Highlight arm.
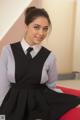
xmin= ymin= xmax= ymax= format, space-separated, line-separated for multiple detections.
xmin=46 ymin=52 xmax=63 ymax=93
xmin=0 ymin=46 xmax=10 ymax=106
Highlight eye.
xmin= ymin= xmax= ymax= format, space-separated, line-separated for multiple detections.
xmin=33 ymin=25 xmax=40 ymax=30
xmin=43 ymin=27 xmax=48 ymax=32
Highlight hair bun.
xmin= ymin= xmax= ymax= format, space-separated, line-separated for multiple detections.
xmin=25 ymin=6 xmax=36 ymax=14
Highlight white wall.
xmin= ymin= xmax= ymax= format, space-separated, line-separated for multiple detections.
xmin=73 ymin=0 xmax=80 ymax=72
xmin=42 ymin=0 xmax=76 ymax=73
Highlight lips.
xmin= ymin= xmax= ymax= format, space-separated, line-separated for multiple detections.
xmin=35 ymin=35 xmax=44 ymax=40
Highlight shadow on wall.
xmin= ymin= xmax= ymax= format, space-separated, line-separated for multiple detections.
xmin=58 ymin=72 xmax=80 ymax=80
xmin=0 ymin=12 xmax=25 ymax=54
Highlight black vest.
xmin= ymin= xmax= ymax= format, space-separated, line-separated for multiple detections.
xmin=10 ymin=42 xmax=50 ymax=88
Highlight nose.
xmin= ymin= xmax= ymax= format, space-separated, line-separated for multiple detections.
xmin=39 ymin=28 xmax=44 ymax=35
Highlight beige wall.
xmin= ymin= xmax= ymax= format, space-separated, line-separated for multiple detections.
xmin=42 ymin=0 xmax=76 ymax=73
xmin=73 ymin=0 xmax=80 ymax=72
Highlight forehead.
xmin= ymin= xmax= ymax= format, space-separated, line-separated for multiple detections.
xmin=30 ymin=17 xmax=49 ymax=26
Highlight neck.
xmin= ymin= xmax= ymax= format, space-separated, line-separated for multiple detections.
xmin=24 ymin=36 xmax=34 ymax=46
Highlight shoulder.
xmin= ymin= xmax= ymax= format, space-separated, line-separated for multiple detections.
xmin=45 ymin=52 xmax=56 ymax=67
xmin=10 ymin=42 xmax=21 ymax=53
xmin=42 ymin=46 xmax=56 ymax=61
xmin=0 ymin=45 xmax=12 ymax=64
xmin=48 ymin=52 xmax=56 ymax=61
xmin=10 ymin=41 xmax=20 ymax=46
xmin=0 ymin=43 xmax=16 ymax=60
xmin=1 ymin=41 xmax=20 ymax=53
xmin=42 ymin=46 xmax=51 ymax=53
xmin=1 ymin=44 xmax=11 ymax=55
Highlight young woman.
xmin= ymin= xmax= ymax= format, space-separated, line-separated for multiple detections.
xmin=0 ymin=6 xmax=80 ymax=120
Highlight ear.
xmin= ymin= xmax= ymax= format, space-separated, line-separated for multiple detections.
xmin=24 ymin=23 xmax=28 ymax=32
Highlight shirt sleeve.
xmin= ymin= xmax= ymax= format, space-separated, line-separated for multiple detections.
xmin=46 ymin=52 xmax=63 ymax=93
xmin=0 ymin=46 xmax=10 ymax=106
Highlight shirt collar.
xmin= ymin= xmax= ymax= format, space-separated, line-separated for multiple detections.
xmin=21 ymin=38 xmax=41 ymax=53
xmin=21 ymin=38 xmax=29 ymax=52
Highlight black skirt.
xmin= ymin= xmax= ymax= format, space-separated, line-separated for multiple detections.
xmin=0 ymin=84 xmax=80 ymax=120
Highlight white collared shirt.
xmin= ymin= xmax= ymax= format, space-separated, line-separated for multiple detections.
xmin=21 ymin=38 xmax=41 ymax=58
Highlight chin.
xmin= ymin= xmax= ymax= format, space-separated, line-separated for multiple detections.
xmin=34 ymin=40 xmax=41 ymax=44
xmin=36 ymin=41 xmax=42 ymax=44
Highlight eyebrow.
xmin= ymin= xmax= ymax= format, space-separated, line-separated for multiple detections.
xmin=33 ymin=24 xmax=49 ymax=28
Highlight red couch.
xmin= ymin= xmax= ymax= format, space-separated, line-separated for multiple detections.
xmin=56 ymin=85 xmax=80 ymax=120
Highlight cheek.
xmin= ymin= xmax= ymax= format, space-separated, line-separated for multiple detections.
xmin=44 ymin=33 xmax=48 ymax=38
xmin=29 ymin=29 xmax=35 ymax=35
xmin=27 ymin=29 xmax=34 ymax=36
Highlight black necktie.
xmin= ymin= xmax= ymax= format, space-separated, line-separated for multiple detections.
xmin=26 ymin=47 xmax=33 ymax=60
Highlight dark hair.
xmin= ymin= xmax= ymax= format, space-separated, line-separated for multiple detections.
xmin=24 ymin=6 xmax=51 ymax=26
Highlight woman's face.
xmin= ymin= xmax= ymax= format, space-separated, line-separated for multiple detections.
xmin=25 ymin=17 xmax=49 ymax=45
